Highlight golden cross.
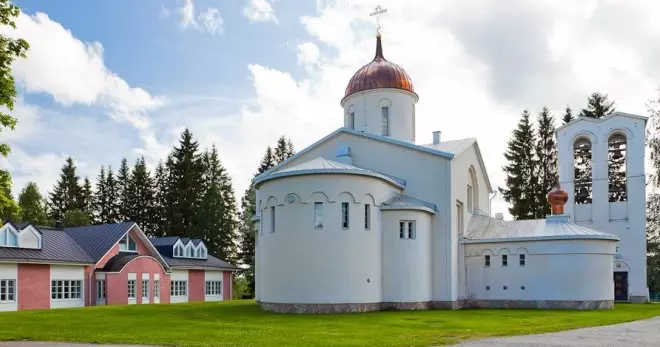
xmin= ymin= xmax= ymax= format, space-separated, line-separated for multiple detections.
xmin=369 ymin=5 xmax=388 ymax=36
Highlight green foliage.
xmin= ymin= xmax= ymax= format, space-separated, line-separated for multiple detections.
xmin=0 ymin=302 xmax=658 ymax=346
xmin=127 ymin=157 xmax=158 ymax=234
xmin=152 ymin=161 xmax=168 ymax=236
xmin=646 ymin=95 xmax=660 ymax=297
xmin=232 ymin=276 xmax=249 ymax=299
xmin=534 ymin=107 xmax=557 ymax=218
xmin=116 ymin=158 xmax=131 ymax=222
xmin=579 ymin=92 xmax=615 ymax=119
xmin=63 ymin=209 xmax=91 ymax=227
xmin=48 ymin=157 xmax=83 ymax=221
xmin=500 ymin=110 xmax=538 ymax=219
xmin=18 ymin=182 xmax=46 ymax=225
xmin=562 ymin=106 xmax=573 ymax=125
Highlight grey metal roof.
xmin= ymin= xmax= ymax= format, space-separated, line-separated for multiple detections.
xmin=100 ymin=253 xmax=139 ymax=272
xmin=254 ymin=157 xmax=406 ymax=189
xmin=150 ymin=236 xmax=179 ymax=247
xmin=0 ymin=228 xmax=94 ymax=264
xmin=464 ymin=215 xmax=619 ymax=243
xmin=422 ymin=138 xmax=476 ymax=155
xmin=63 ymin=222 xmax=135 ymax=262
xmin=381 ymin=194 xmax=437 ymax=214
xmin=161 ymin=254 xmax=239 ymax=270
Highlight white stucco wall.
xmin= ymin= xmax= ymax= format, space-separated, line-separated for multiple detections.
xmin=382 ymin=210 xmax=432 ymax=303
xmin=50 ymin=265 xmax=85 ymax=309
xmin=205 ymin=270 xmax=223 ymax=302
xmin=341 ymin=89 xmax=418 ymax=143
xmin=0 ymin=263 xmax=17 ymax=312
xmin=465 ymin=239 xmax=616 ymax=301
xmin=257 ymin=173 xmax=397 ymax=304
xmin=260 ymin=131 xmax=453 ymax=303
xmin=556 ymin=113 xmax=648 ymax=300
xmin=170 ymin=270 xmax=189 ymax=303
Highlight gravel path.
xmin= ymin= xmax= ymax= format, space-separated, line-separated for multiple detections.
xmin=453 ymin=316 xmax=660 ymax=346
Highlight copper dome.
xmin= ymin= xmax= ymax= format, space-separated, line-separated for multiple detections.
xmin=343 ymin=35 xmax=416 ymax=100
xmin=547 ymin=179 xmax=569 ymax=215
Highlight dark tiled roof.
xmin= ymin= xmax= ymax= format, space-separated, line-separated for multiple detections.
xmin=0 ymin=228 xmax=93 ymax=264
xmin=63 ymin=222 xmax=135 ymax=262
xmin=100 ymin=253 xmax=139 ymax=272
xmin=150 ymin=236 xmax=179 ymax=247
xmin=161 ymin=254 xmax=238 ymax=270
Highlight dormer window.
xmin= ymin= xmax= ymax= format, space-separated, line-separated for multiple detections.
xmin=174 ymin=244 xmax=183 ymax=257
xmin=119 ymin=234 xmax=137 ymax=252
xmin=173 ymin=240 xmax=208 ymax=259
xmin=0 ymin=227 xmax=18 ymax=247
xmin=185 ymin=245 xmax=192 ymax=257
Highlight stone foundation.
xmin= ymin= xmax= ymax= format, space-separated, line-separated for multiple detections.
xmin=629 ymin=296 xmax=649 ymax=304
xmin=259 ymin=299 xmax=613 ymax=313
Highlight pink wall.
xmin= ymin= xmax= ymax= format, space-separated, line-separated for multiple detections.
xmin=105 ymin=256 xmax=169 ymax=305
xmin=188 ymin=270 xmax=205 ymax=302
xmin=17 ymin=264 xmax=51 ymax=310
xmin=223 ymin=271 xmax=233 ymax=300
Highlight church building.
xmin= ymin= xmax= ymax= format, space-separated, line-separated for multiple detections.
xmin=251 ymin=33 xmax=649 ymax=313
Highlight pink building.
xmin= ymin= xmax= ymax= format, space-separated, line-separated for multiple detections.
xmin=0 ymin=221 xmax=237 ymax=311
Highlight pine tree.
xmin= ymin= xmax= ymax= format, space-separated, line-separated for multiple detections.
xmin=105 ymin=166 xmax=120 ymax=223
xmin=129 ymin=157 xmax=157 ymax=234
xmin=579 ymin=92 xmax=615 ymax=119
xmin=165 ymin=129 xmax=204 ymax=237
xmin=534 ymin=107 xmax=557 ymax=218
xmin=93 ymin=166 xmax=110 ymax=224
xmin=499 ymin=110 xmax=537 ymax=220
xmin=81 ymin=177 xmax=93 ymax=221
xmin=48 ymin=157 xmax=83 ymax=221
xmin=152 ymin=160 xmax=168 ymax=236
xmin=647 ymin=194 xmax=660 ymax=297
xmin=116 ymin=158 xmax=132 ymax=222
xmin=562 ymin=106 xmax=574 ymax=125
xmin=274 ymin=136 xmax=295 ymax=163
xmin=259 ymin=147 xmax=275 ymax=172
xmin=197 ymin=145 xmax=239 ymax=262
xmin=18 ymin=182 xmax=46 ymax=225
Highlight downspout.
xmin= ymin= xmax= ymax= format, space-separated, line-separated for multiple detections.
xmin=488 ymin=191 xmax=498 ymax=217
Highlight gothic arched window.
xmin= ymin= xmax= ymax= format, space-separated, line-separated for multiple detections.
xmin=574 ymin=138 xmax=593 ymax=204
xmin=608 ymin=133 xmax=627 ymax=202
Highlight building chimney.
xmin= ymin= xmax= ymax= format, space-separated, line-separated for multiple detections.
xmin=335 ymin=145 xmax=352 ymax=165
xmin=432 ymin=131 xmax=441 ymax=144
xmin=495 ymin=213 xmax=504 ymax=220
xmin=55 ymin=220 xmax=63 ymax=230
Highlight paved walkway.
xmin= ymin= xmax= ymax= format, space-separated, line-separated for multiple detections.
xmin=453 ymin=316 xmax=660 ymax=346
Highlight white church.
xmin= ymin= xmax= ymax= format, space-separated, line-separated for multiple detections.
xmin=251 ymin=33 xmax=649 ymax=313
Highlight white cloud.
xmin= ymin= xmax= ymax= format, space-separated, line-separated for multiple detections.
xmin=177 ymin=0 xmax=223 ymax=35
xmin=243 ymin=0 xmax=279 ymax=24
xmin=296 ymin=42 xmax=320 ymax=69
xmin=158 ymin=3 xmax=171 ymax=20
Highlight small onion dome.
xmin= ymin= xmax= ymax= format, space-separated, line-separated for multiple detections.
xmin=343 ymin=34 xmax=416 ymax=100
xmin=547 ymin=179 xmax=569 ymax=215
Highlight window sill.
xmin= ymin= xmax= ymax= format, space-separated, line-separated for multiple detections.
xmin=51 ymin=298 xmax=82 ymax=301
xmin=0 ymin=300 xmax=16 ymax=303
xmin=119 ymin=250 xmax=138 ymax=253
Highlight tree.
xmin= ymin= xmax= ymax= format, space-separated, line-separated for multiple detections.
xmin=534 ymin=107 xmax=557 ymax=218
xmin=0 ymin=0 xmax=29 ymax=221
xmin=63 ymin=209 xmax=91 ymax=227
xmin=105 ymin=166 xmax=120 ymax=223
xmin=562 ymin=106 xmax=573 ymax=125
xmin=128 ymin=157 xmax=157 ymax=234
xmin=165 ymin=129 xmax=204 ymax=237
xmin=116 ymin=158 xmax=132 ymax=222
xmin=579 ymin=92 xmax=615 ymax=119
xmin=197 ymin=145 xmax=239 ymax=263
xmin=93 ymin=166 xmax=112 ymax=224
xmin=274 ymin=135 xmax=295 ymax=163
xmin=152 ymin=160 xmax=168 ymax=236
xmin=18 ymin=182 xmax=46 ymax=225
xmin=48 ymin=157 xmax=83 ymax=221
xmin=647 ymin=194 xmax=660 ymax=297
xmin=81 ymin=177 xmax=93 ymax=221
xmin=499 ymin=110 xmax=537 ymax=220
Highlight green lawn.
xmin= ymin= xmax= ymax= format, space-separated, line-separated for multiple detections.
xmin=0 ymin=301 xmax=659 ymax=346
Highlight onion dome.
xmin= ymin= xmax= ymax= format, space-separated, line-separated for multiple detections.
xmin=547 ymin=179 xmax=569 ymax=215
xmin=343 ymin=34 xmax=416 ymax=100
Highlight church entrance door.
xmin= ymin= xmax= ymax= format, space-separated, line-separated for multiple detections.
xmin=614 ymin=271 xmax=628 ymax=301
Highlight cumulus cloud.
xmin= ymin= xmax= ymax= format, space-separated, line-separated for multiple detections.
xmin=243 ymin=0 xmax=278 ymax=24
xmin=177 ymin=0 xmax=224 ymax=35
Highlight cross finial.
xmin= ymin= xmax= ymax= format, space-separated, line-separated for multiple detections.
xmin=369 ymin=5 xmax=388 ymax=37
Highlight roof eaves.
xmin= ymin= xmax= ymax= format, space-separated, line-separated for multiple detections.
xmin=253 ymin=168 xmax=406 ymax=189
xmin=461 ymin=234 xmax=620 ymax=244
xmin=555 ymin=111 xmax=649 ymax=133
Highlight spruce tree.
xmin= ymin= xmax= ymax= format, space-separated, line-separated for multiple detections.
xmin=562 ymin=106 xmax=574 ymax=125
xmin=579 ymin=92 xmax=615 ymax=119
xmin=48 ymin=157 xmax=83 ymax=221
xmin=152 ymin=160 xmax=168 ymax=236
xmin=165 ymin=129 xmax=204 ymax=237
xmin=18 ymin=182 xmax=47 ymax=225
xmin=129 ymin=157 xmax=157 ymax=234
xmin=274 ymin=136 xmax=295 ymax=163
xmin=499 ymin=110 xmax=537 ymax=220
xmin=197 ymin=145 xmax=239 ymax=262
xmin=647 ymin=194 xmax=660 ymax=296
xmin=534 ymin=107 xmax=557 ymax=218
xmin=81 ymin=177 xmax=93 ymax=221
xmin=105 ymin=166 xmax=120 ymax=223
xmin=116 ymin=158 xmax=132 ymax=222
xmin=93 ymin=166 xmax=110 ymax=224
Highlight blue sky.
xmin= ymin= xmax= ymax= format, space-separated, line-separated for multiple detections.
xmin=4 ymin=0 xmax=660 ymax=219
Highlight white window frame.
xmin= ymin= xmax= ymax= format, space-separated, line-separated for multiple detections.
xmin=341 ymin=202 xmax=349 ymax=229
xmin=519 ymin=254 xmax=526 ymax=267
xmin=127 ymin=280 xmax=136 ymax=299
xmin=0 ymin=279 xmax=15 ymax=302
xmin=484 ymin=255 xmax=491 ymax=267
xmin=381 ymin=106 xmax=390 ymax=136
xmin=119 ymin=234 xmax=137 ymax=252
xmin=314 ymin=202 xmax=323 ymax=229
xmin=51 ymin=280 xmax=82 ymax=300
xmin=205 ymin=280 xmax=223 ymax=296
xmin=467 ymin=185 xmax=473 ymax=213
xmin=0 ymin=226 xmax=19 ymax=247
xmin=142 ymin=279 xmax=149 ymax=299
xmin=154 ymin=280 xmax=160 ymax=298
xmin=348 ymin=111 xmax=355 ymax=129
xmin=364 ymin=204 xmax=370 ymax=230
xmin=502 ymin=254 xmax=508 ymax=267
xmin=170 ymin=280 xmax=188 ymax=297
xmin=399 ymin=221 xmax=416 ymax=240
xmin=96 ymin=279 xmax=106 ymax=300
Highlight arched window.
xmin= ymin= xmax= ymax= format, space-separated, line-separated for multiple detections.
xmin=468 ymin=167 xmax=479 ymax=214
xmin=608 ymin=134 xmax=627 ymax=202
xmin=347 ymin=106 xmax=355 ymax=129
xmin=574 ymin=138 xmax=593 ymax=204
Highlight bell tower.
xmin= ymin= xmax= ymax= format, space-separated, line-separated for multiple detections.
xmin=556 ymin=112 xmax=649 ymax=303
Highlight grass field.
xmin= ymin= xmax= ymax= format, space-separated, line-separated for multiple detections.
xmin=0 ymin=301 xmax=659 ymax=346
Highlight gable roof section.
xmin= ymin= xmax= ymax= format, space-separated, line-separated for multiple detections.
xmin=63 ymin=222 xmax=136 ymax=262
xmin=422 ymin=138 xmax=493 ymax=193
xmin=555 ymin=111 xmax=648 ymax=133
xmin=0 ymin=227 xmax=93 ymax=264
xmin=254 ymin=127 xmax=455 ymax=183
xmin=254 ymin=157 xmax=406 ymax=189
